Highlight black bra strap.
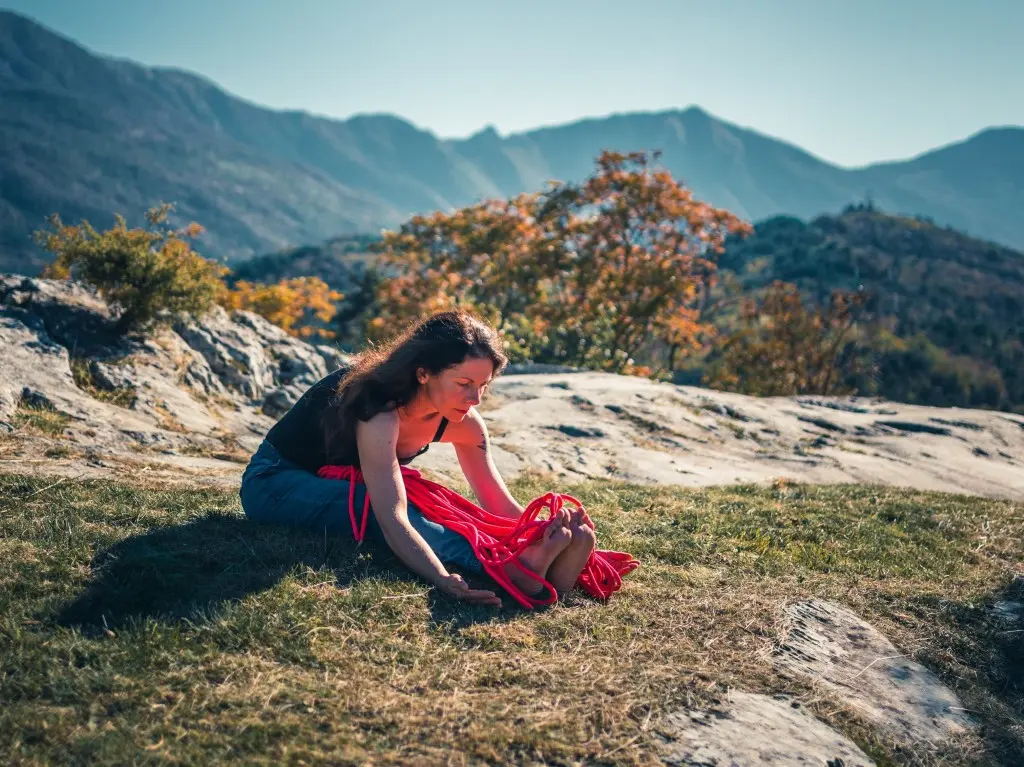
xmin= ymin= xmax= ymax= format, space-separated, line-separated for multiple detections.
xmin=431 ymin=417 xmax=449 ymax=443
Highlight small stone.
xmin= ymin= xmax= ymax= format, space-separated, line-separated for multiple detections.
xmin=992 ymin=600 xmax=1024 ymax=624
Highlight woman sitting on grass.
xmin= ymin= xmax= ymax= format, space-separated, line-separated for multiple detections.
xmin=239 ymin=310 xmax=597 ymax=606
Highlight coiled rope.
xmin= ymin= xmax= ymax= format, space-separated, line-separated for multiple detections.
xmin=317 ymin=464 xmax=639 ymax=609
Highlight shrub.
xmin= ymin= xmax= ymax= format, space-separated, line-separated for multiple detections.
xmin=703 ymin=281 xmax=872 ymax=396
xmin=37 ymin=204 xmax=225 ymax=334
xmin=217 ymin=276 xmax=343 ymax=339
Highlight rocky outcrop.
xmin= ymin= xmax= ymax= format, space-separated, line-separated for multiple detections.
xmin=172 ymin=306 xmax=338 ymax=416
xmin=0 ymin=273 xmax=121 ymax=353
xmin=0 ymin=310 xmax=82 ymax=429
xmin=0 ymin=275 xmax=353 ymax=459
xmin=4 ymin=273 xmax=1024 ymax=502
xmin=418 ymin=371 xmax=1024 ymax=501
xmin=655 ymin=598 xmax=986 ymax=765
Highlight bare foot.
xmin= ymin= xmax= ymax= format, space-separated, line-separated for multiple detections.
xmin=545 ymin=509 xmax=597 ymax=597
xmin=504 ymin=509 xmax=572 ymax=596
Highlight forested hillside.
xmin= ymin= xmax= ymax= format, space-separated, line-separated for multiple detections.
xmin=717 ymin=206 xmax=1024 ymax=411
xmin=227 ymin=205 xmax=1024 ymax=413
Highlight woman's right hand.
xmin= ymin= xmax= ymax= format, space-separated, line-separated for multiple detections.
xmin=436 ymin=573 xmax=502 ymax=606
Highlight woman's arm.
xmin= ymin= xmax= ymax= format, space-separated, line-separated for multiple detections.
xmin=452 ymin=408 xmax=524 ymax=519
xmin=357 ymin=412 xmax=502 ymax=606
xmin=356 ymin=412 xmax=451 ymax=583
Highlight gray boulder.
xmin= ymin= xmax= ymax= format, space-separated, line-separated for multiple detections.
xmin=0 ymin=311 xmax=80 ymax=428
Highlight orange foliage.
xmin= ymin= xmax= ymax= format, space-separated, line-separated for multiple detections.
xmin=219 ymin=277 xmax=343 ymax=339
xmin=371 ymin=151 xmax=752 ymax=375
xmin=704 ymin=281 xmax=870 ymax=396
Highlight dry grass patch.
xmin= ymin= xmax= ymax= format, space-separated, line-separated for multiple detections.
xmin=178 ymin=432 xmax=251 ymax=464
xmin=151 ymin=400 xmax=188 ymax=433
xmin=69 ymin=358 xmax=138 ymax=409
xmin=10 ymin=401 xmax=72 ymax=438
xmin=0 ymin=472 xmax=1021 ymax=766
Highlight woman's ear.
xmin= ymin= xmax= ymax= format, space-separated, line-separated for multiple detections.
xmin=416 ymin=367 xmax=428 ymax=385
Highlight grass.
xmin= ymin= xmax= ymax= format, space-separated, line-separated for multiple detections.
xmin=10 ymin=403 xmax=72 ymax=438
xmin=178 ymin=432 xmax=251 ymax=464
xmin=43 ymin=444 xmax=79 ymax=460
xmin=69 ymin=358 xmax=138 ymax=409
xmin=0 ymin=472 xmax=1021 ymax=766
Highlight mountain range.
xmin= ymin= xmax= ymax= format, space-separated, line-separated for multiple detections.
xmin=2 ymin=9 xmax=1023 ymax=276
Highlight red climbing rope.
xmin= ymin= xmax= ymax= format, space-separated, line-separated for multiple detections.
xmin=317 ymin=464 xmax=640 ymax=609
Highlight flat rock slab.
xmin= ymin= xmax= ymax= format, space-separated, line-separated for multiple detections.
xmin=655 ymin=690 xmax=874 ymax=766
xmin=774 ymin=599 xmax=976 ymax=747
xmin=418 ymin=372 xmax=1024 ymax=501
xmin=5 ymin=274 xmax=1024 ymax=503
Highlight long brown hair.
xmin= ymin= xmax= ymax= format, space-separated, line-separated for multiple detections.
xmin=322 ymin=310 xmax=508 ymax=462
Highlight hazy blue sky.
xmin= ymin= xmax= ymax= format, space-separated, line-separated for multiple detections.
xmin=5 ymin=0 xmax=1023 ymax=167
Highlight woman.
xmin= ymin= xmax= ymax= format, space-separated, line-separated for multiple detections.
xmin=239 ymin=310 xmax=597 ymax=606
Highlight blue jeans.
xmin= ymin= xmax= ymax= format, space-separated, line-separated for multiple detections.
xmin=239 ymin=440 xmax=482 ymax=572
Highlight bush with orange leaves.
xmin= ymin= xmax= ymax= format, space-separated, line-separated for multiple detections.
xmin=37 ymin=204 xmax=227 ymax=334
xmin=370 ymin=151 xmax=753 ymax=376
xmin=703 ymin=280 xmax=873 ymax=396
xmin=217 ymin=277 xmax=343 ymax=339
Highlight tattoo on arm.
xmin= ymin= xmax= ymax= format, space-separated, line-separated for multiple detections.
xmin=477 ymin=437 xmax=488 ymax=453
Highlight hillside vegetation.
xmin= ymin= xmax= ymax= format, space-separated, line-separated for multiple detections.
xmin=225 ymin=202 xmax=1024 ymax=414
xmin=717 ymin=205 xmax=1024 ymax=411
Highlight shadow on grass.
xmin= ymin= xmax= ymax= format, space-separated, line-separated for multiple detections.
xmin=903 ymin=576 xmax=1024 ymax=766
xmin=990 ymin=577 xmax=1024 ymax=684
xmin=971 ymin=577 xmax=1024 ymax=767
xmin=54 ymin=513 xmax=545 ymax=634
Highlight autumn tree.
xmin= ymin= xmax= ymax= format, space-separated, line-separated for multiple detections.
xmin=703 ymin=280 xmax=873 ymax=396
xmin=37 ymin=205 xmax=226 ymax=334
xmin=370 ymin=151 xmax=752 ymax=376
xmin=218 ymin=276 xmax=343 ymax=339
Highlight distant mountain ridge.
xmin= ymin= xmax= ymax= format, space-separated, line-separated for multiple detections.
xmin=2 ymin=9 xmax=1023 ymax=275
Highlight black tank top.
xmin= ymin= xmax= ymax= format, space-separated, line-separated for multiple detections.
xmin=265 ymin=368 xmax=449 ymax=473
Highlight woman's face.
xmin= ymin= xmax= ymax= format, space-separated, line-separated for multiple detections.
xmin=420 ymin=357 xmax=494 ymax=420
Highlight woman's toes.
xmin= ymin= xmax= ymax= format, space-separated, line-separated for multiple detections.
xmin=571 ymin=521 xmax=597 ymax=550
xmin=548 ymin=521 xmax=572 ymax=548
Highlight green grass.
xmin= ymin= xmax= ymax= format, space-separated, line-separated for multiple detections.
xmin=0 ymin=472 xmax=1021 ymax=766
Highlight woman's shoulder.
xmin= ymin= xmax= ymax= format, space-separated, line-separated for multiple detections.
xmin=359 ymin=408 xmax=400 ymax=430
